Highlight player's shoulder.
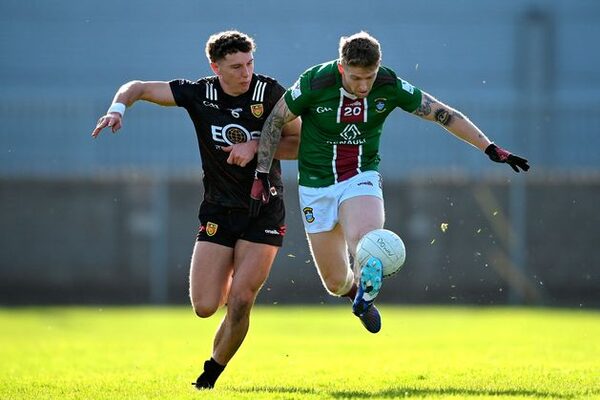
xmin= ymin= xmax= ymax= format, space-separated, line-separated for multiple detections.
xmin=254 ymin=73 xmax=284 ymax=92
xmin=171 ymin=76 xmax=216 ymax=92
xmin=301 ymin=60 xmax=338 ymax=91
xmin=196 ymin=75 xmax=219 ymax=90
xmin=183 ymin=76 xmax=219 ymax=99
xmin=254 ymin=73 xmax=280 ymax=86
xmin=252 ymin=73 xmax=285 ymax=102
xmin=375 ymin=66 xmax=419 ymax=97
xmin=374 ymin=65 xmax=398 ymax=87
xmin=171 ymin=76 xmax=216 ymax=86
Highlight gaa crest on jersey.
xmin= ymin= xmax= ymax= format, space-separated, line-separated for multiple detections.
xmin=303 ymin=207 xmax=315 ymax=223
xmin=374 ymin=98 xmax=387 ymax=113
xmin=206 ymin=222 xmax=218 ymax=236
xmin=251 ymin=104 xmax=264 ymax=118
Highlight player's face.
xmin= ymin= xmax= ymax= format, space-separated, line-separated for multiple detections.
xmin=339 ymin=62 xmax=379 ymax=98
xmin=212 ymin=51 xmax=254 ymax=96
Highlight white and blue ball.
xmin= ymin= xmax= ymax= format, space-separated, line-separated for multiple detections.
xmin=356 ymin=229 xmax=406 ymax=278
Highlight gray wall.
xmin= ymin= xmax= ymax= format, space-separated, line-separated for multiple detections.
xmin=1 ymin=175 xmax=598 ymax=307
xmin=1 ymin=1 xmax=599 ymax=306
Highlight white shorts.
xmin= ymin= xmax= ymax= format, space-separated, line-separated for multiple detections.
xmin=299 ymin=170 xmax=383 ymax=234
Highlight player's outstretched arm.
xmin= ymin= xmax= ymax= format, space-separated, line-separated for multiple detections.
xmin=92 ymin=81 xmax=176 ymax=138
xmin=412 ymin=91 xmax=529 ymax=172
xmin=256 ymin=96 xmax=299 ymax=172
xmin=412 ymin=91 xmax=491 ymax=150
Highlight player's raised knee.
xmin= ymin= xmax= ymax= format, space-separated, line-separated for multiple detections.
xmin=192 ymin=302 xmax=219 ymax=318
xmin=323 ymin=268 xmax=354 ymax=296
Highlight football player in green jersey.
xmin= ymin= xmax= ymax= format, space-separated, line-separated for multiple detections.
xmin=250 ymin=31 xmax=529 ymax=333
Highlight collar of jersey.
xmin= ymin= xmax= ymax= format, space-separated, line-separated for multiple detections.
xmin=216 ymin=74 xmax=257 ymax=100
xmin=340 ymin=86 xmax=357 ymax=100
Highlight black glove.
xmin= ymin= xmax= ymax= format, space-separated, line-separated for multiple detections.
xmin=249 ymin=171 xmax=272 ymax=217
xmin=485 ymin=143 xmax=530 ymax=173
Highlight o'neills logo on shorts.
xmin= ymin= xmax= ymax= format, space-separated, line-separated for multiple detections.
xmin=303 ymin=207 xmax=315 ymax=223
xmin=206 ymin=222 xmax=218 ymax=236
xmin=265 ymin=225 xmax=286 ymax=236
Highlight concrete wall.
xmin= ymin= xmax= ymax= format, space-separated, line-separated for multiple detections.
xmin=1 ymin=175 xmax=597 ymax=307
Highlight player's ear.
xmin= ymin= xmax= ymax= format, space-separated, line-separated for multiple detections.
xmin=210 ymin=62 xmax=219 ymax=75
xmin=337 ymin=62 xmax=344 ymax=75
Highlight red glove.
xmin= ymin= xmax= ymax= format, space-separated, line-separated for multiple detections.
xmin=485 ymin=143 xmax=530 ymax=173
xmin=249 ymin=171 xmax=272 ymax=217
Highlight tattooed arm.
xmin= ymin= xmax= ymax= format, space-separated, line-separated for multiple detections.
xmin=274 ymin=117 xmax=301 ymax=160
xmin=412 ymin=91 xmax=492 ymax=151
xmin=256 ymin=96 xmax=299 ymax=172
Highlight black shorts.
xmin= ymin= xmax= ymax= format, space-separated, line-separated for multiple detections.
xmin=196 ymin=197 xmax=286 ymax=248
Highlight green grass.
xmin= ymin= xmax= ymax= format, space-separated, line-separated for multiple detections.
xmin=1 ymin=306 xmax=599 ymax=399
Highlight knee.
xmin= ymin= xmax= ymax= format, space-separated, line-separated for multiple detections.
xmin=226 ymin=291 xmax=255 ymax=322
xmin=192 ymin=301 xmax=218 ymax=318
xmin=322 ymin=268 xmax=354 ymax=296
xmin=322 ymin=277 xmax=343 ymax=295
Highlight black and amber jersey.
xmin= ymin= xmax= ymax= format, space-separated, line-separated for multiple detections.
xmin=170 ymin=74 xmax=285 ymax=209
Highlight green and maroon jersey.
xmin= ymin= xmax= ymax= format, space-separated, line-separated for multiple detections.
xmin=284 ymin=60 xmax=422 ymax=187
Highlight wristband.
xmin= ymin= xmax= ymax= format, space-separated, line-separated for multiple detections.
xmin=107 ymin=102 xmax=126 ymax=116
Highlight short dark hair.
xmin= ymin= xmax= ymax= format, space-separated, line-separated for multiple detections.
xmin=205 ymin=30 xmax=256 ymax=63
xmin=338 ymin=31 xmax=381 ymax=68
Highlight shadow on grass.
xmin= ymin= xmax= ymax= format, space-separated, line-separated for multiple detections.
xmin=233 ymin=385 xmax=317 ymax=395
xmin=233 ymin=385 xmax=585 ymax=399
xmin=329 ymin=386 xmax=582 ymax=399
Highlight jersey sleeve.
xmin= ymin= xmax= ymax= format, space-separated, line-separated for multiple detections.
xmin=169 ymin=79 xmax=198 ymax=108
xmin=393 ymin=77 xmax=422 ymax=113
xmin=264 ymin=81 xmax=286 ymax=113
xmin=283 ymin=72 xmax=312 ymax=116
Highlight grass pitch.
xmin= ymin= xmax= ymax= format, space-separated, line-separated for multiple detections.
xmin=0 ymin=306 xmax=598 ymax=399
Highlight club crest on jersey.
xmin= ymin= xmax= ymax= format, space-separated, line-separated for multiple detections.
xmin=374 ymin=98 xmax=387 ymax=113
xmin=251 ymin=104 xmax=264 ymax=118
xmin=303 ymin=207 xmax=315 ymax=223
xmin=206 ymin=222 xmax=218 ymax=236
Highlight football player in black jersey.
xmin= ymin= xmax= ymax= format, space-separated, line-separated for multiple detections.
xmin=92 ymin=30 xmax=300 ymax=390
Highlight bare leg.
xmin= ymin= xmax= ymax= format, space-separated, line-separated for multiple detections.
xmin=339 ymin=195 xmax=385 ymax=274
xmin=189 ymin=241 xmax=234 ymax=317
xmin=211 ymin=239 xmax=278 ymax=365
xmin=306 ymin=195 xmax=385 ymax=296
xmin=306 ymin=223 xmax=354 ymax=296
xmin=339 ymin=195 xmax=386 ymax=333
